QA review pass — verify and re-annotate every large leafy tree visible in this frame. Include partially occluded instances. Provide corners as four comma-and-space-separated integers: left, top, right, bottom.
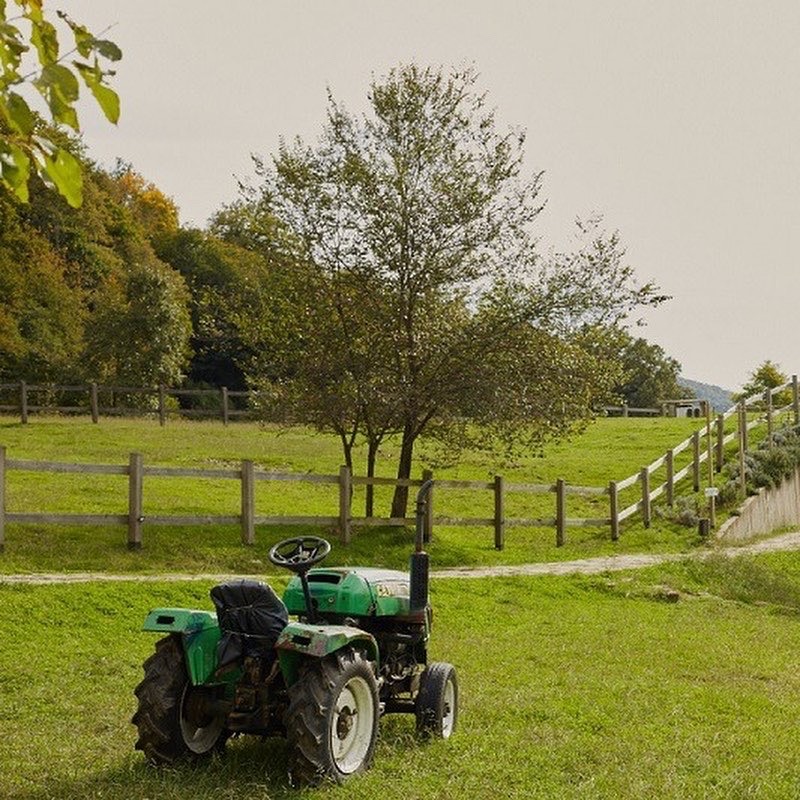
577, 326, 684, 409
246, 65, 665, 515
0, 0, 120, 207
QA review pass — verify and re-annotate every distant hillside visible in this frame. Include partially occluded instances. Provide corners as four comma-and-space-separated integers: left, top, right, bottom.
678, 377, 734, 412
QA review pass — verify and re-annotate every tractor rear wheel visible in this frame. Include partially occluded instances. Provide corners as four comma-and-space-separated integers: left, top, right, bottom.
416, 662, 458, 738
132, 635, 228, 764
284, 648, 379, 786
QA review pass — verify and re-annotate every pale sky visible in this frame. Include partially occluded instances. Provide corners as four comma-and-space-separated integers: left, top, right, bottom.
55, 1, 800, 391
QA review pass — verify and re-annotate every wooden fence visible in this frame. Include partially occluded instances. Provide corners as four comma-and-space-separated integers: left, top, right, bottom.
1, 376, 797, 554
0, 381, 713, 425
0, 448, 609, 553
0, 381, 251, 425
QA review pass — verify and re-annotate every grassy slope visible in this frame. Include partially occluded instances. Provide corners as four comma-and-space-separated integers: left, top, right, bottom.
4, 555, 800, 799
0, 414, 725, 573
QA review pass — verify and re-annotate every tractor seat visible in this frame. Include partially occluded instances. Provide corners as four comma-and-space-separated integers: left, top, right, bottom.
211, 579, 289, 668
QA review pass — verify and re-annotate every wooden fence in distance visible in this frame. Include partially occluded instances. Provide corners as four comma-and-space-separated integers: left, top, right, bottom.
0, 381, 250, 426
0, 381, 716, 425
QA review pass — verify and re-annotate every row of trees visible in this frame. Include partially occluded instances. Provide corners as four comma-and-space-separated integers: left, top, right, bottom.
2, 62, 690, 515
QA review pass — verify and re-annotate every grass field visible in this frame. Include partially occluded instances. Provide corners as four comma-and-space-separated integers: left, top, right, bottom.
3, 415, 799, 799
0, 414, 732, 574
4, 553, 800, 799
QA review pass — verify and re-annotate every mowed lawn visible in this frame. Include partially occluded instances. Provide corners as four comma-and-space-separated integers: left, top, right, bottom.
0, 414, 720, 574
4, 552, 800, 799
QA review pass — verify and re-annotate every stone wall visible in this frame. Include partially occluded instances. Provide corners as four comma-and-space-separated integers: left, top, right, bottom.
717, 467, 800, 542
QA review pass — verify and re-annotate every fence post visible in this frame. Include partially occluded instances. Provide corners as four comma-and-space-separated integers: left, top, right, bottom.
90, 383, 99, 424
609, 480, 619, 541
422, 468, 433, 543
158, 385, 166, 427
128, 453, 144, 550
240, 459, 255, 545
640, 467, 651, 528
665, 449, 674, 506
494, 475, 505, 550
738, 408, 748, 499
765, 388, 773, 449
793, 374, 799, 425
20, 381, 28, 424
338, 465, 352, 544
715, 414, 724, 472
739, 401, 749, 453
0, 445, 5, 552
555, 478, 566, 547
221, 387, 230, 426
692, 431, 701, 492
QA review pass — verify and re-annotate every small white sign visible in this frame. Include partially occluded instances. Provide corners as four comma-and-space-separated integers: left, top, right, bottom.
704, 487, 720, 498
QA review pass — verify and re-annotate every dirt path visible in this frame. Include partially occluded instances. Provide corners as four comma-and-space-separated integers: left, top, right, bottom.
3, 531, 800, 585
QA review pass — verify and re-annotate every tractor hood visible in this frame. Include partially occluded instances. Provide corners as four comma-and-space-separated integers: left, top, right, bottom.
282, 567, 411, 618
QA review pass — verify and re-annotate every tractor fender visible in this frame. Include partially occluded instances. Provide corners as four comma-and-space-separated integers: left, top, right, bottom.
276, 621, 379, 687
141, 607, 221, 686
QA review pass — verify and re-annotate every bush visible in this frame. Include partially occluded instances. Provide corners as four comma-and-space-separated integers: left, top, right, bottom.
723, 425, 800, 494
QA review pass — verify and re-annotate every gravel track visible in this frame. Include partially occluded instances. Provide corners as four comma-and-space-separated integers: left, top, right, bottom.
3, 531, 800, 585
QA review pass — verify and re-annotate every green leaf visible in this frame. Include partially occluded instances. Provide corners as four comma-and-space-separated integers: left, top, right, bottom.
93, 38, 122, 61
0, 21, 28, 70
0, 141, 31, 202
35, 63, 80, 129
75, 61, 119, 123
41, 148, 82, 207
4, 91, 34, 134
90, 79, 119, 124
40, 63, 79, 102
29, 18, 58, 64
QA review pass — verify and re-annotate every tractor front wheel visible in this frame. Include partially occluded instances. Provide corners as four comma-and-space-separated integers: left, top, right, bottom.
416, 662, 458, 738
284, 648, 379, 786
132, 635, 228, 764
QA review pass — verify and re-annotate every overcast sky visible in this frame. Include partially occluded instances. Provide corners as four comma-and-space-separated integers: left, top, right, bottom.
55, 0, 800, 391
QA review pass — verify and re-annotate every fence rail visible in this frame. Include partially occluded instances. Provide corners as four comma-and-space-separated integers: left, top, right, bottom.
0, 380, 741, 426
1, 376, 797, 554
0, 381, 252, 426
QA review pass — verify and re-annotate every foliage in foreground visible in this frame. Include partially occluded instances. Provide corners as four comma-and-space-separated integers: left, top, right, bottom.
0, 0, 120, 206
4, 554, 800, 799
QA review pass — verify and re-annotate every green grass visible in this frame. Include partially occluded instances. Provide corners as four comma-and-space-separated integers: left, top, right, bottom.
5, 553, 800, 799
0, 414, 743, 573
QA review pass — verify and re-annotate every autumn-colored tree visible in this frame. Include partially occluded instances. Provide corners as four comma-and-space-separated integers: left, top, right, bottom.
110, 162, 179, 238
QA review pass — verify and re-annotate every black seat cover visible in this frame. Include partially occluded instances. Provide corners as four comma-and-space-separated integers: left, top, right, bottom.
210, 579, 288, 668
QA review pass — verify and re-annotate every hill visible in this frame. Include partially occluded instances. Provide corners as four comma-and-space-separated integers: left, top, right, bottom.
678, 376, 733, 412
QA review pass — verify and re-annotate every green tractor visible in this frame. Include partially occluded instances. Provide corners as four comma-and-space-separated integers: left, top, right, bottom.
131, 483, 458, 785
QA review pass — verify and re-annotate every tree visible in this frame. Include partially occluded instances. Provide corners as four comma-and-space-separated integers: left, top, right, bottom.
0, 190, 84, 380
248, 65, 665, 516
83, 243, 192, 389
734, 360, 791, 408
1, 0, 120, 207
577, 327, 684, 409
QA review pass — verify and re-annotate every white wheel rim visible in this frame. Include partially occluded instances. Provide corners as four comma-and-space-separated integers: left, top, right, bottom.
180, 685, 224, 754
441, 676, 456, 738
330, 675, 375, 774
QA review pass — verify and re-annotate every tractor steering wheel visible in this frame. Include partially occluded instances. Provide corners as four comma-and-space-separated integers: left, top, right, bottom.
268, 536, 331, 573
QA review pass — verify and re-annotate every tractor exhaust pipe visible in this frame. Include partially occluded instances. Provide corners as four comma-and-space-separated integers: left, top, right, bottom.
410, 480, 433, 612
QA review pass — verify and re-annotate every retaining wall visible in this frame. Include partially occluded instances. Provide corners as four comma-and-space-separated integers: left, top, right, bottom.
717, 467, 800, 542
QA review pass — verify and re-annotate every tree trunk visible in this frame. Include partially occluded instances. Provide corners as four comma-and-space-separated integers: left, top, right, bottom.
338, 433, 354, 474
390, 425, 416, 519
365, 439, 378, 517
